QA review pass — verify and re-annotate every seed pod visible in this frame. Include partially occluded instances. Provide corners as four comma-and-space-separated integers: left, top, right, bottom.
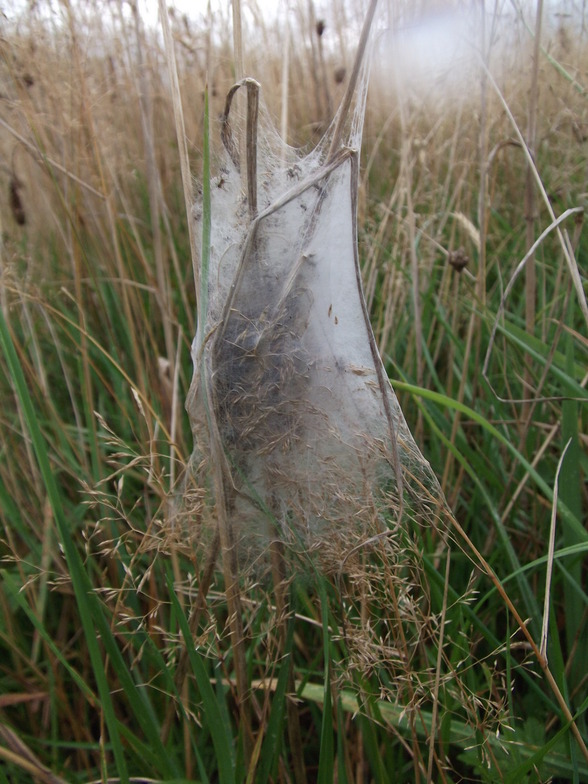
9, 176, 26, 226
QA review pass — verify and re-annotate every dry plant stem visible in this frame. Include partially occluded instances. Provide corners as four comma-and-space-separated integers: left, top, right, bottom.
326, 0, 378, 162
0, 723, 68, 784
381, 565, 423, 778
316, 17, 332, 121
31, 497, 54, 664
205, 378, 253, 762
0, 212, 5, 316
215, 506, 253, 762
521, 0, 544, 438
232, 0, 244, 81
158, 0, 198, 296
231, 0, 245, 169
132, 4, 173, 367
357, 576, 368, 782
169, 328, 183, 490
540, 438, 571, 660
306, 0, 324, 123
348, 154, 404, 522
397, 96, 423, 437
476, 3, 488, 316
443, 309, 476, 510
442, 3, 489, 507
482, 207, 584, 392
426, 552, 451, 784
160, 530, 221, 744
494, 373, 588, 532
269, 540, 307, 784
221, 83, 245, 167
280, 22, 290, 151
364, 179, 401, 318
448, 509, 588, 764
221, 78, 260, 193
72, 212, 96, 479
0, 117, 105, 200
62, 7, 102, 486
485, 279, 573, 527
246, 81, 259, 220
497, 407, 561, 527
478, 60, 588, 329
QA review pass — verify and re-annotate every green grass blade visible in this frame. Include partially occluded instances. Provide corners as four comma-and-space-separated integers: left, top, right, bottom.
166, 570, 236, 784
355, 708, 390, 782
391, 379, 586, 542
493, 319, 587, 398
0, 308, 130, 783
561, 325, 587, 709
256, 619, 294, 784
392, 377, 543, 628
317, 580, 334, 784
301, 682, 588, 780
504, 714, 576, 784
0, 309, 179, 780
1, 571, 97, 702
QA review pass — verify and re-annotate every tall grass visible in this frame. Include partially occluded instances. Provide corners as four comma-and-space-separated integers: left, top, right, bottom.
1, 1, 587, 782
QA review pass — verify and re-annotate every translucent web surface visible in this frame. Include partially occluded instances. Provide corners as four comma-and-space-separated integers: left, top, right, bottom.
186, 13, 447, 563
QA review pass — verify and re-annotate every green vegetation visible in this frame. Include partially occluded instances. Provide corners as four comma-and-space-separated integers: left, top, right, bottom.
0, 1, 586, 782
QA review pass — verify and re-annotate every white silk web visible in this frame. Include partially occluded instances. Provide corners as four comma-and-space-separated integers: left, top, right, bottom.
186, 7, 447, 564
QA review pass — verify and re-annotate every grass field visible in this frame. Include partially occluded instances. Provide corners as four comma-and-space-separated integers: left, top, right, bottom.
1, 1, 587, 782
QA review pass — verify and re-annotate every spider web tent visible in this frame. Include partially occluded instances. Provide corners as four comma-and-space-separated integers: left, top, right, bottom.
186, 15, 447, 565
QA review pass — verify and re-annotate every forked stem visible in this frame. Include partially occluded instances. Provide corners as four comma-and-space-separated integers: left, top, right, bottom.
221, 78, 259, 220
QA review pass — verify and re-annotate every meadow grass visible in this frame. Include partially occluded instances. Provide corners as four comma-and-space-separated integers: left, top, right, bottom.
0, 1, 587, 782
